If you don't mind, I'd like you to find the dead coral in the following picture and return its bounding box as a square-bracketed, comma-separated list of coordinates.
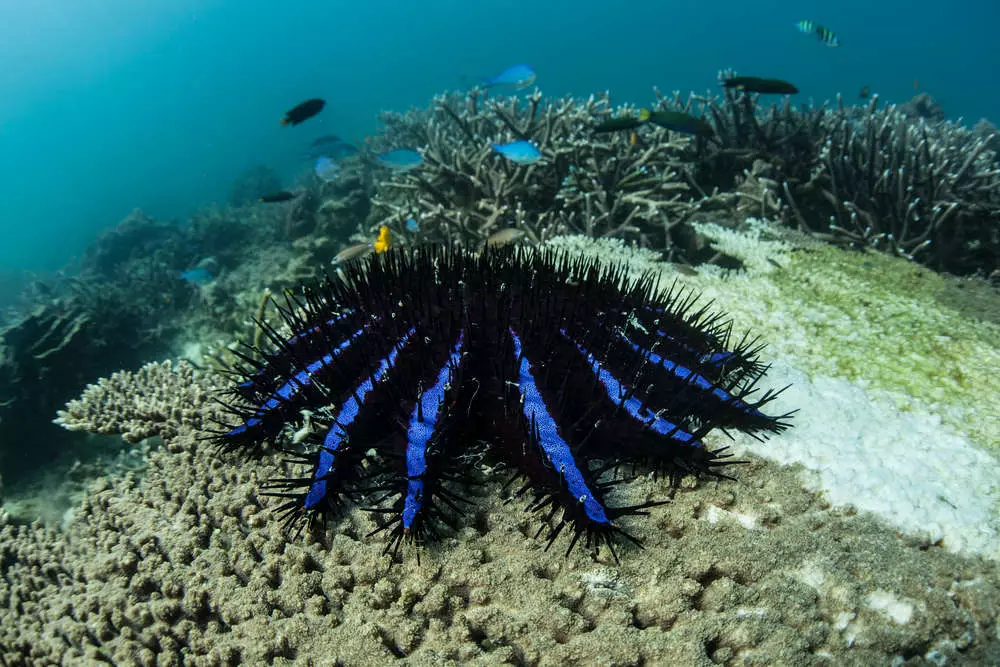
[370, 89, 699, 254]
[54, 360, 216, 445]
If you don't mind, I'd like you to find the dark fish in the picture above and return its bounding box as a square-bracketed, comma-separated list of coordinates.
[281, 98, 326, 127]
[723, 77, 799, 95]
[639, 109, 714, 137]
[258, 191, 297, 203]
[859, 86, 870, 99]
[593, 116, 646, 133]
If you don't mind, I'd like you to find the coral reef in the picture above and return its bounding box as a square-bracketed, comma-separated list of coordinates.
[367, 85, 998, 276]
[0, 202, 298, 486]
[55, 360, 214, 444]
[370, 89, 699, 256]
[653, 83, 1000, 275]
[2, 233, 999, 663]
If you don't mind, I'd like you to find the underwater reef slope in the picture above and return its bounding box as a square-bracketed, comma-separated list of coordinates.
[1, 230, 999, 665]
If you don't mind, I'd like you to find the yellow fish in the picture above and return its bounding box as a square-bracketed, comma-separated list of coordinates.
[374, 225, 391, 254]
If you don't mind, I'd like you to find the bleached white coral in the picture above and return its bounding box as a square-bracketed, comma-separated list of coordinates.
[691, 217, 792, 274]
[543, 234, 664, 275]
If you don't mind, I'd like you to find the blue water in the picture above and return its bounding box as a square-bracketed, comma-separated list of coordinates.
[0, 0, 995, 275]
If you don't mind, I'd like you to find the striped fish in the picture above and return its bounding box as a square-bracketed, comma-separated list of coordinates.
[797, 20, 840, 47]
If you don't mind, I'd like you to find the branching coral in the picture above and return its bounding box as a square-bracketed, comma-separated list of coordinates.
[369, 89, 699, 254]
[55, 360, 216, 444]
[654, 79, 1000, 275]
[798, 99, 1000, 272]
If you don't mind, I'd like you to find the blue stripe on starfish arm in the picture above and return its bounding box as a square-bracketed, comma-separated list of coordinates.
[563, 330, 704, 449]
[402, 330, 466, 531]
[509, 328, 611, 526]
[304, 327, 416, 509]
[617, 332, 765, 418]
[236, 309, 358, 396]
[225, 326, 367, 437]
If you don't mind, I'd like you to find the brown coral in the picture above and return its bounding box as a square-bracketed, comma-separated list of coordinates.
[54, 360, 216, 444]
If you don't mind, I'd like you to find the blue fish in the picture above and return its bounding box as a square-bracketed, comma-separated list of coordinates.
[377, 148, 424, 172]
[307, 135, 359, 160]
[405, 217, 419, 233]
[315, 156, 340, 182]
[483, 64, 536, 89]
[490, 140, 542, 165]
[179, 267, 213, 286]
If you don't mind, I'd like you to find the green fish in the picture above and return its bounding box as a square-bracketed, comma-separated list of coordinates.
[592, 116, 646, 133]
[639, 109, 714, 137]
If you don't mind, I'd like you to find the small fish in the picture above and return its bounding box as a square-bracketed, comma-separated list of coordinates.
[859, 86, 871, 99]
[630, 132, 639, 146]
[259, 191, 297, 203]
[490, 140, 542, 165]
[179, 267, 213, 286]
[639, 109, 714, 137]
[331, 225, 392, 265]
[280, 98, 326, 126]
[722, 77, 799, 95]
[796, 20, 839, 47]
[307, 135, 359, 160]
[405, 217, 419, 233]
[376, 148, 424, 172]
[593, 116, 646, 133]
[331, 243, 373, 265]
[483, 64, 536, 89]
[486, 228, 525, 248]
[314, 156, 340, 183]
[913, 79, 920, 92]
[374, 225, 391, 254]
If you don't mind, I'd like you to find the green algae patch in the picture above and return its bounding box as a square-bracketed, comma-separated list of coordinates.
[690, 229, 1000, 453]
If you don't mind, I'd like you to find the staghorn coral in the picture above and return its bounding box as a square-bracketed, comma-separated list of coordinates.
[800, 99, 1000, 273]
[654, 79, 1000, 275]
[54, 360, 215, 444]
[369, 89, 699, 255]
